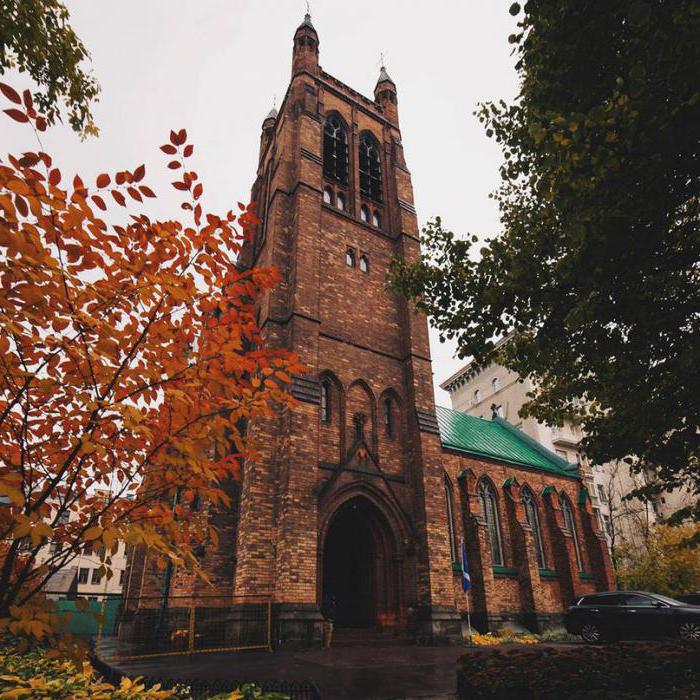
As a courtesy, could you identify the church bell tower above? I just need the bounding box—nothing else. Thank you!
[233,13,461,646]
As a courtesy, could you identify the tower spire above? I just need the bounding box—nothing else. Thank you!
[292,7,320,75]
[374,54,398,123]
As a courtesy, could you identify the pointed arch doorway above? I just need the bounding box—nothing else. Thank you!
[321,496,400,629]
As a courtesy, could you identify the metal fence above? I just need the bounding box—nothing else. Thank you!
[96,594,272,661]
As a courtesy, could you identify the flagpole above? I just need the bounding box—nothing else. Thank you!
[465,585,473,647]
[461,538,473,646]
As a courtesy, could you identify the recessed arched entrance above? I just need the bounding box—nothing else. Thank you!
[321,496,399,629]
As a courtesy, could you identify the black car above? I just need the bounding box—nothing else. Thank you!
[677,592,700,606]
[565,591,700,642]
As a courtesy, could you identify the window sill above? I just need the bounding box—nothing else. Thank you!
[579,572,595,581]
[538,569,559,579]
[492,566,518,578]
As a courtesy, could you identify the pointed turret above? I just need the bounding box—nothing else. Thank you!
[375,64,398,124]
[259,106,277,162]
[292,13,320,76]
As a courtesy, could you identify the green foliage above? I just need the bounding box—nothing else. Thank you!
[0,0,99,136]
[391,1,700,525]
[617,524,700,596]
[535,626,578,643]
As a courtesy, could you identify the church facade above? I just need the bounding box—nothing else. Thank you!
[125,14,614,647]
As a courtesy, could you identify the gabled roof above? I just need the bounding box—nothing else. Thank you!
[436,406,578,477]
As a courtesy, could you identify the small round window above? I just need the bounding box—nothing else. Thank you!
[336,192,346,211]
[323,187,333,205]
[359,255,369,273]
[360,204,369,223]
[346,248,355,267]
[372,211,381,228]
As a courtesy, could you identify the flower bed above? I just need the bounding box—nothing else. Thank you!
[457,640,700,699]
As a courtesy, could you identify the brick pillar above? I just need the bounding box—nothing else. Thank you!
[457,469,495,632]
[578,488,616,591]
[543,487,580,607]
[503,479,549,631]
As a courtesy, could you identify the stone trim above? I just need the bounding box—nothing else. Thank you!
[398,198,416,215]
[300,147,322,165]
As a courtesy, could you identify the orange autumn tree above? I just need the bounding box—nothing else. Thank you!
[0,82,303,641]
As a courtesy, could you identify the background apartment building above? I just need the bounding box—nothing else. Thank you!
[440,357,661,552]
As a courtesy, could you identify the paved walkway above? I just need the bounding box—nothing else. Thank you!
[99,641,465,699]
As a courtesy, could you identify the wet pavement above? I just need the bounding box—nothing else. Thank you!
[99,640,465,699]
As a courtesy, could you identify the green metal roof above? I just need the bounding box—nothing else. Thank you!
[436,406,578,477]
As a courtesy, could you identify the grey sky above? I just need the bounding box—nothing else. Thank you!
[1,0,519,405]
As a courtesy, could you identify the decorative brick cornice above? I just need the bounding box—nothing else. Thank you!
[291,374,321,404]
[416,409,440,435]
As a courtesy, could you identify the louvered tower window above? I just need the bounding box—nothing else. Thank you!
[359,133,383,202]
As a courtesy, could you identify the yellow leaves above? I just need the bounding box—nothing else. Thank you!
[0,484,24,507]
[102,527,117,550]
[83,527,102,542]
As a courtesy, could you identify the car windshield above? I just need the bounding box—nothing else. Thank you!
[651,593,684,606]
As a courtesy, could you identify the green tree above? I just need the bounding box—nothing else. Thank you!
[0,0,99,136]
[617,524,700,597]
[391,1,700,527]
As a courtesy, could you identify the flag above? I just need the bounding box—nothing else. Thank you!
[461,540,471,592]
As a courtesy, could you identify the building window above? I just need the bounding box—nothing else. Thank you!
[602,513,612,536]
[91,569,102,585]
[491,377,499,392]
[561,497,583,572]
[359,132,383,202]
[445,476,458,563]
[359,255,369,273]
[323,186,333,205]
[372,210,381,228]
[383,397,394,438]
[119,570,125,585]
[320,380,330,422]
[360,204,369,223]
[473,389,481,404]
[336,192,346,211]
[522,487,546,569]
[555,449,568,461]
[323,115,348,183]
[78,568,89,584]
[478,479,504,566]
[596,484,607,503]
[345,248,355,267]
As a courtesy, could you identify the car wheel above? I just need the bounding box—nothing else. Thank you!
[679,621,700,641]
[581,623,602,643]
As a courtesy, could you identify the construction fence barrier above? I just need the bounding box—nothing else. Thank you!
[46,592,273,661]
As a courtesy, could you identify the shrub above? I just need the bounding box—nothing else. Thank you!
[457,640,700,699]
[536,627,578,643]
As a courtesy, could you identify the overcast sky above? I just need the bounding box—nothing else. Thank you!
[1,0,519,406]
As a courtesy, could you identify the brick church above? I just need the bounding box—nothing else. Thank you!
[125,13,614,647]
